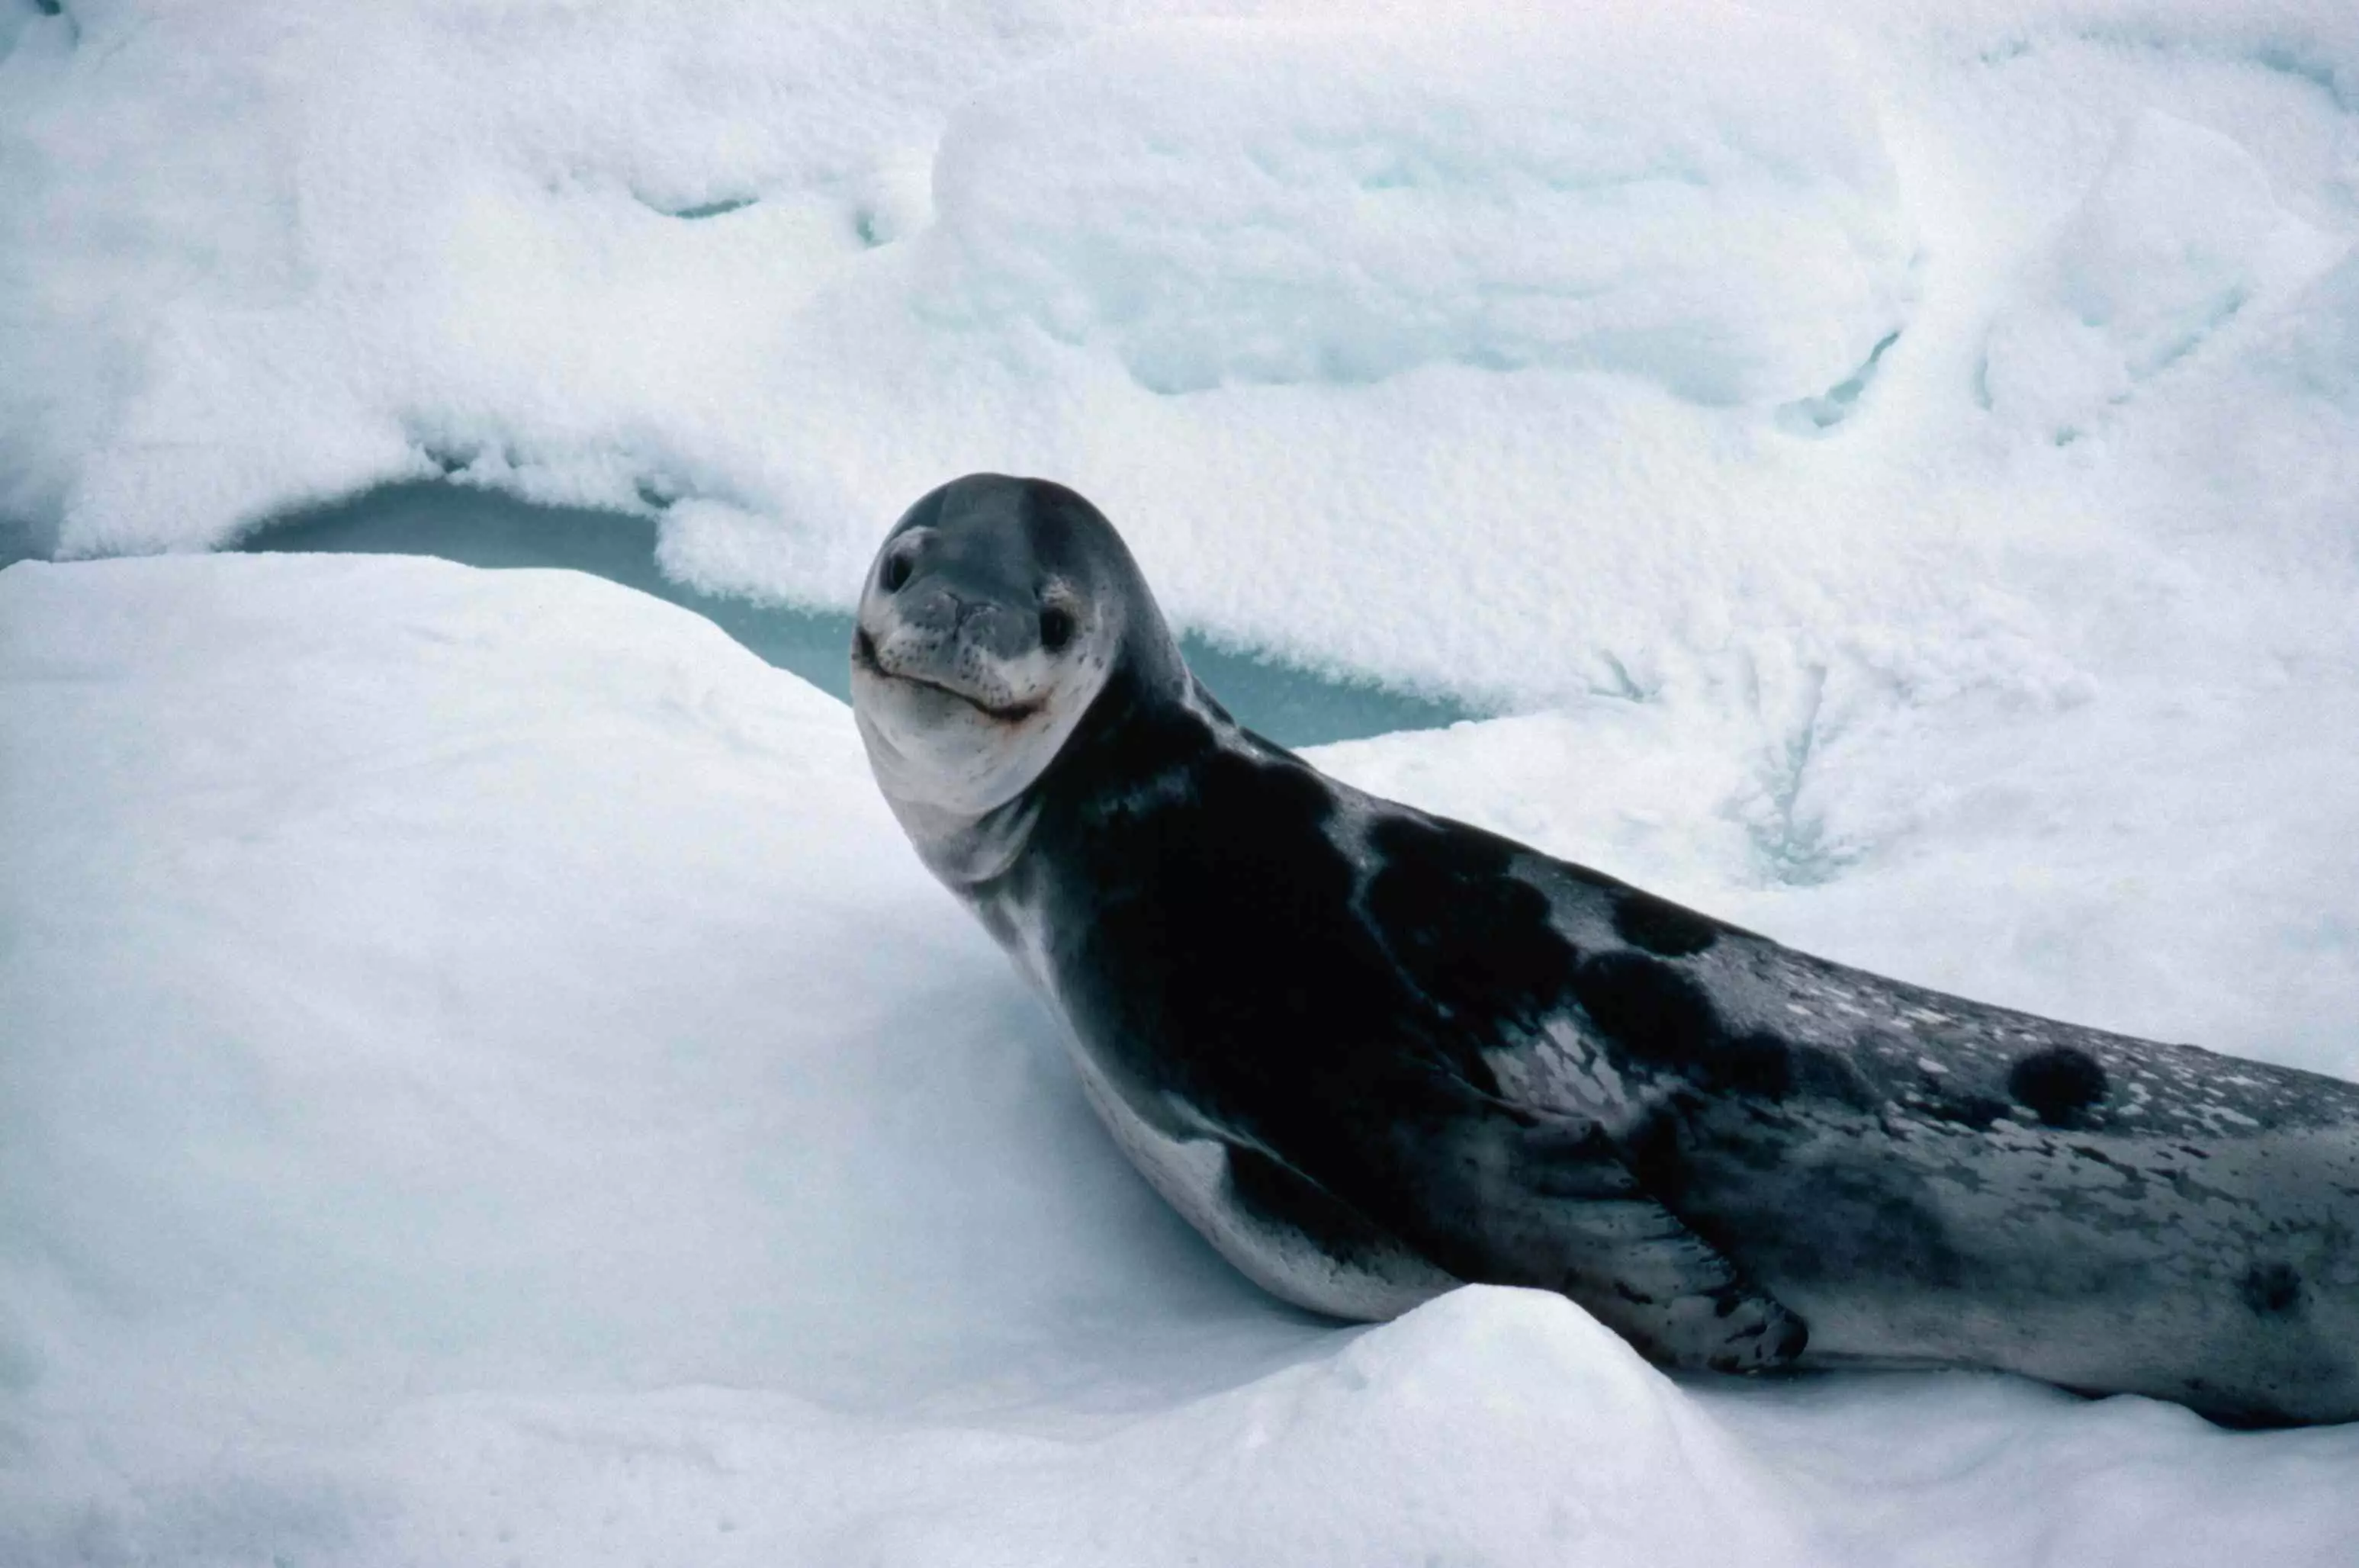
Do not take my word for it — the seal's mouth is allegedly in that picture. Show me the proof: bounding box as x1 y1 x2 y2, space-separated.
853 626 1044 724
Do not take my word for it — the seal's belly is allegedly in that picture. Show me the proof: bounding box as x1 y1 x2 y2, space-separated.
1066 1050 1457 1322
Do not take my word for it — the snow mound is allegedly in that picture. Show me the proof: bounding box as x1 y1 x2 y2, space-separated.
987 1287 1810 1568
925 11 1916 403
0 0 1083 558
0 553 1278 1436
359 1291 1807 1568
1980 110 2345 442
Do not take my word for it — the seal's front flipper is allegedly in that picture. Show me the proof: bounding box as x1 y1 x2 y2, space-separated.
1311 1081 1806 1372
1502 1117 1806 1371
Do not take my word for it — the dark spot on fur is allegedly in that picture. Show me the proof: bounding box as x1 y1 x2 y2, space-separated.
2009 1046 2107 1127
1612 890 1722 957
1711 1156 1964 1293
1366 816 1580 1033
2240 1261 2303 1318
1040 686 1543 1145
1223 1148 1413 1274
1717 1032 1795 1098
1570 953 1795 1098
1621 1095 1700 1202
1573 952 1721 1063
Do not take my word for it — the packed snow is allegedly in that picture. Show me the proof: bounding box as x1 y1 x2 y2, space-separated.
5 0 2359 1561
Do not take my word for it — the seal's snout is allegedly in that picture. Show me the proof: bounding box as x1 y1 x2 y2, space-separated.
869 515 1053 661
896 580 1038 662
854 519 1063 725
850 471 1162 821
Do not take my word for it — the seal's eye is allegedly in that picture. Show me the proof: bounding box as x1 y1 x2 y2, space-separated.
1039 606 1074 652
880 553 911 593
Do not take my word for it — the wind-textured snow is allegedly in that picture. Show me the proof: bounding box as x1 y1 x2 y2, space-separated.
5 0 2359 1561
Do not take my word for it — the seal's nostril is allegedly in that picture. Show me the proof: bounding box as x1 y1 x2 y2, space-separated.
1040 606 1074 652
880 553 911 593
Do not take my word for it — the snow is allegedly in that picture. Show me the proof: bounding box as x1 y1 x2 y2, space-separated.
1979 108 2346 443
6 0 2359 1559
0 557 1803 1564
923 12 1913 403
8 555 2358 1566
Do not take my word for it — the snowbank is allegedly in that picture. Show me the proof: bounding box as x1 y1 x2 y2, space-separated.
6 0 2354 725
5 554 2357 1564
923 13 1912 402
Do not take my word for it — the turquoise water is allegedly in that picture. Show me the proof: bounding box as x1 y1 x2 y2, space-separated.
240 483 1479 747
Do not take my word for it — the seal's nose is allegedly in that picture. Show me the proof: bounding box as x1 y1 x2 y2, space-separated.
898 578 1036 660
955 596 1034 660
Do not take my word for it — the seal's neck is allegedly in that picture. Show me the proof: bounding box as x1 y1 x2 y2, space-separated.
885 788 1043 892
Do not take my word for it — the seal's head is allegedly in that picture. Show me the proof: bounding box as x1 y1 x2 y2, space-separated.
852 474 1181 850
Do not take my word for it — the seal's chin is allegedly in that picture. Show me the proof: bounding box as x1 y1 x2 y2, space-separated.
850 635 1069 821
853 627 1044 725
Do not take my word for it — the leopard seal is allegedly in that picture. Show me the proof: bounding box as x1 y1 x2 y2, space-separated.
849 471 2359 1426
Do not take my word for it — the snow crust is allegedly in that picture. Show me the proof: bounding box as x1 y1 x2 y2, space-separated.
7 0 2359 1559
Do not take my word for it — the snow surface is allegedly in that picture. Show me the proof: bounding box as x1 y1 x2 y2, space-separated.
922 12 1913 402
1979 108 2346 444
5 0 2359 1560
5 556 2357 1566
